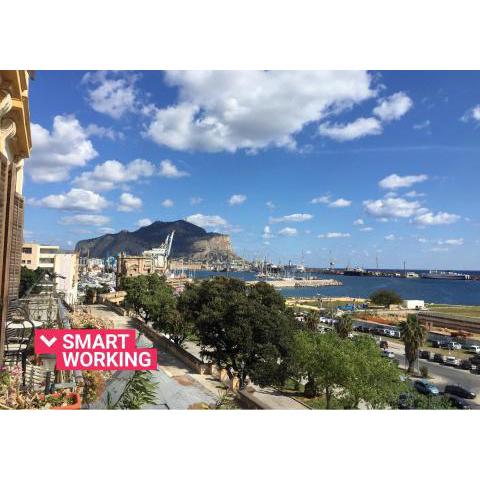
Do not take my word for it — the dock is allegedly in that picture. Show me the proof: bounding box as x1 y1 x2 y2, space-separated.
247 278 343 288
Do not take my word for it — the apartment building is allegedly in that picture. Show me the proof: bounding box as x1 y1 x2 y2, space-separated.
0 70 33 364
21 243 60 271
54 252 79 305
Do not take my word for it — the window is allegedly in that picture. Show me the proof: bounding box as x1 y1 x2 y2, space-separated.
22 247 32 254
40 248 58 254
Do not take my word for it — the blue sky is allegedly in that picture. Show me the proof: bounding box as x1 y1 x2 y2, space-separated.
24 71 480 269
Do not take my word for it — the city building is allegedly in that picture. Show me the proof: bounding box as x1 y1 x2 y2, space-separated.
402 299 425 310
0 70 33 364
21 243 60 271
54 252 79 305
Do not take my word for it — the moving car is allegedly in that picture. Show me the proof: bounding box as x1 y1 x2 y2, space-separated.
444 384 476 399
413 380 440 396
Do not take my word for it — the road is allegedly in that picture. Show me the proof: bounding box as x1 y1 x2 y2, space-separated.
387 342 480 404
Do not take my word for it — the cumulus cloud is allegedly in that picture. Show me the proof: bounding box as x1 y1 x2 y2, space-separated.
98 227 116 234
384 234 396 240
413 120 431 131
146 71 376 152
118 193 142 212
318 232 351 238
228 194 247 206
161 199 174 208
413 211 460 226
266 201 276 209
278 227 298 237
373 92 413 122
85 123 123 140
137 218 153 228
329 198 351 208
353 218 364 225
360 227 373 232
270 213 313 223
158 159 189 178
404 190 426 198
82 71 140 119
262 226 274 239
461 105 480 123
59 214 110 226
73 158 155 191
29 115 97 182
185 214 228 230
438 238 464 246
318 117 382 141
363 197 421 219
379 173 428 190
311 195 351 208
30 188 108 212
310 196 331 205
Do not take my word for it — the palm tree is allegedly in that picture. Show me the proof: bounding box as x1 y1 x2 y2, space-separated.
335 315 353 339
399 314 426 373
305 311 319 332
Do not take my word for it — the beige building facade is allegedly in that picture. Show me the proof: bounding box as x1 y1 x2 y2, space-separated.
54 252 79 305
21 243 60 271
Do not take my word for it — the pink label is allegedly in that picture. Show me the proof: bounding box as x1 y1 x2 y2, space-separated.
34 329 157 371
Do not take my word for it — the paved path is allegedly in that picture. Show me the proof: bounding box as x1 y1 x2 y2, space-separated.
88 305 219 409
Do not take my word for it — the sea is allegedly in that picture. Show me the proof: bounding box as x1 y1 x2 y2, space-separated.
192 270 480 306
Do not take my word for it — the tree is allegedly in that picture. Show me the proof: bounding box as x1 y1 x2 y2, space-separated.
178 277 296 386
335 315 353 339
19 267 45 297
369 289 402 306
399 314 426 373
123 274 191 346
304 310 320 332
290 330 350 406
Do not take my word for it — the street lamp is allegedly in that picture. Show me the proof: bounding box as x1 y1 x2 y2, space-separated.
39 353 56 394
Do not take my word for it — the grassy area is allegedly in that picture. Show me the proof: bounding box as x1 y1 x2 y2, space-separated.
429 304 480 318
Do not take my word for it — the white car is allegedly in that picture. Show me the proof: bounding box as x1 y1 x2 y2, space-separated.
467 345 480 354
445 356 460 367
381 350 395 359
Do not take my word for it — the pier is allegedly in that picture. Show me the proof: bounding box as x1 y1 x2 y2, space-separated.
247 278 343 288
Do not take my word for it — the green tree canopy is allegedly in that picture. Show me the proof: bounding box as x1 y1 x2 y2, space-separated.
335 315 353 339
369 289 402 306
178 277 296 386
19 267 46 297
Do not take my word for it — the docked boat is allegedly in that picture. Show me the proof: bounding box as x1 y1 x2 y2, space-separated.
421 270 471 280
343 267 367 276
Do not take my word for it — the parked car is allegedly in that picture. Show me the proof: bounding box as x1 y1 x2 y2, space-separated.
445 356 460 367
470 355 480 366
380 340 389 349
442 341 462 350
414 380 440 396
443 394 471 410
420 350 434 361
459 359 474 370
381 350 395 359
431 340 443 348
444 384 476 399
466 345 480 354
433 353 447 364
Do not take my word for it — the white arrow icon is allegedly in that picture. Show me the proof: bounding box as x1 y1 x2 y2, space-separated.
40 335 57 348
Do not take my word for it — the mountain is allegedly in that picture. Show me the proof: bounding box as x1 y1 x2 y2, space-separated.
74 220 236 261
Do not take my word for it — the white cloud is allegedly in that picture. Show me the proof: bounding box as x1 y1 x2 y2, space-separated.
59 214 110 226
310 195 331 205
185 214 228 230
190 197 203 205
262 226 274 239
266 201 276 209
318 232 351 239
73 158 155 191
328 198 351 208
137 218 153 228
85 123 123 140
278 227 298 237
353 218 364 225
270 213 313 223
161 199 174 208
373 92 413 122
379 173 428 190
29 115 97 182
146 71 376 152
461 105 480 123
413 211 460 226
158 159 189 178
359 227 373 232
229 194 247 206
30 188 108 212
318 117 382 141
404 190 426 198
438 238 464 246
82 71 139 119
363 197 422 219
413 120 431 131
384 234 396 241
118 193 142 212
418 237 428 243
98 227 116 234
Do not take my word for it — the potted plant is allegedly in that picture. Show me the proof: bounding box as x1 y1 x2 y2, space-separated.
38 391 82 410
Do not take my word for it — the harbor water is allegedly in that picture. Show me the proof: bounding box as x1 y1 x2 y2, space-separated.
192 270 480 306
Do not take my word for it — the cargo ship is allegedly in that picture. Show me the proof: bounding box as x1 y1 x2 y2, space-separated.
421 270 471 280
